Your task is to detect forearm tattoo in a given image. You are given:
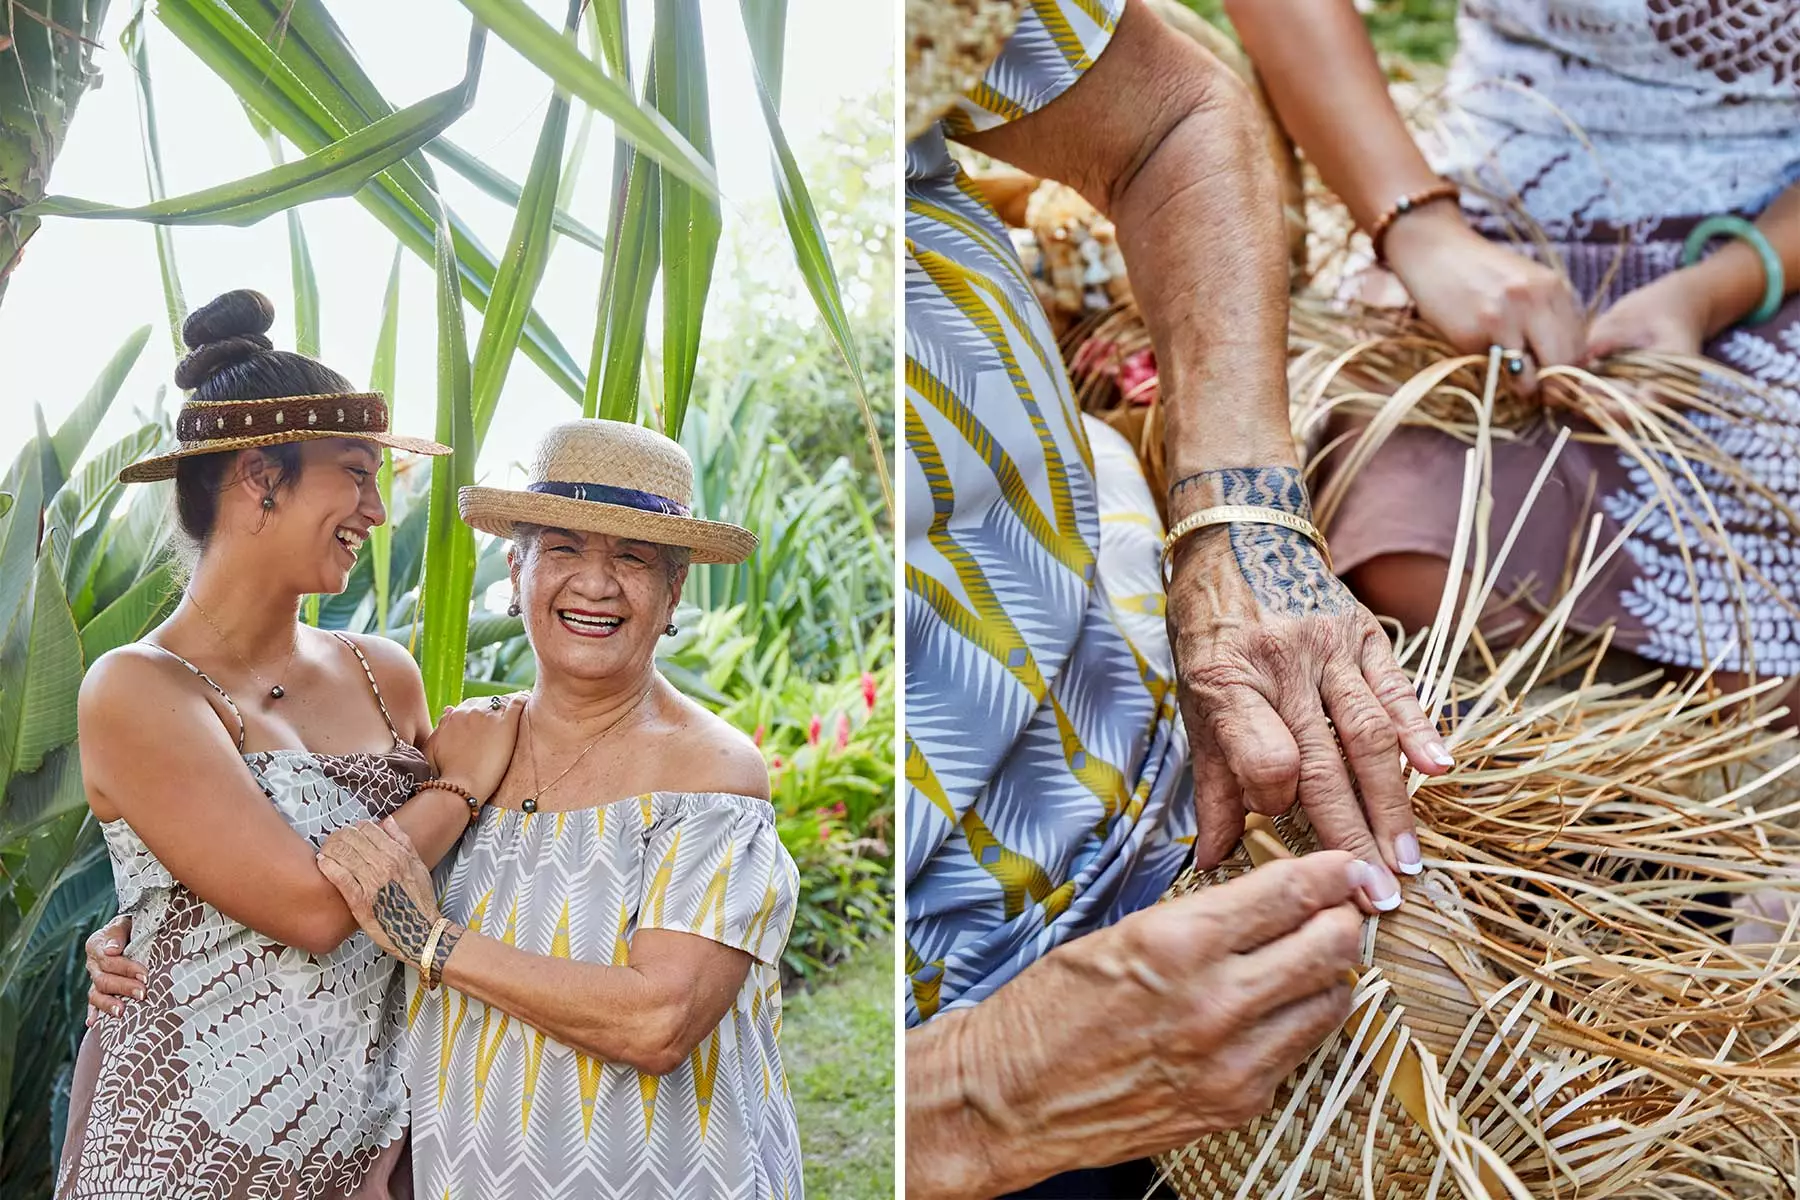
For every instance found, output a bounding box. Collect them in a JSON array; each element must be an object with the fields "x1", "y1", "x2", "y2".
[
  {"x1": 372, "y1": 882, "x2": 434, "y2": 960},
  {"x1": 1169, "y1": 467, "x2": 1351, "y2": 616},
  {"x1": 431, "y1": 923, "x2": 464, "y2": 981}
]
